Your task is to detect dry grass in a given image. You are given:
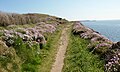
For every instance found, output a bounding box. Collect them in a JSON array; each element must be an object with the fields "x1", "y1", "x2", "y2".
[{"x1": 0, "y1": 11, "x2": 67, "y2": 27}]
